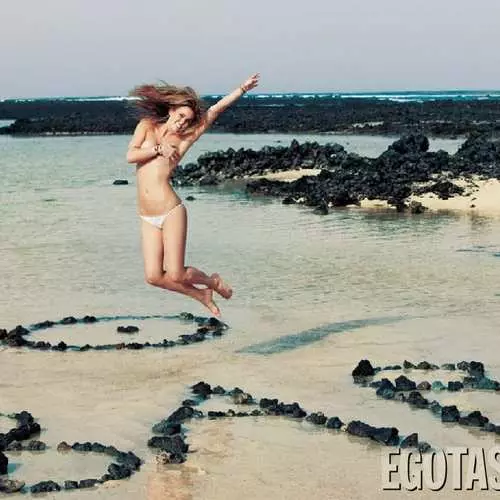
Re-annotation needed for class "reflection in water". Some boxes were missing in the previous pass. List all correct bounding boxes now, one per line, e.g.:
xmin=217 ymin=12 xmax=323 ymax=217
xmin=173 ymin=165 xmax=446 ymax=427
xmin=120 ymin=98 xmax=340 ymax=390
xmin=239 ymin=316 xmax=409 ymax=354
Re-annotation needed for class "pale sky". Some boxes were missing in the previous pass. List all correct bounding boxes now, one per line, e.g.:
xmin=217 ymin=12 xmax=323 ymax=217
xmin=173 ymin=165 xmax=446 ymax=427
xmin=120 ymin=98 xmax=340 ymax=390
xmin=2 ymin=0 xmax=500 ymax=98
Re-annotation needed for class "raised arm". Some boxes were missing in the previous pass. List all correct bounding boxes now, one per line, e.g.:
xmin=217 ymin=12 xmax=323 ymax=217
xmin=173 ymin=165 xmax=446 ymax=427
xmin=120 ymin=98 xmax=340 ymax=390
xmin=190 ymin=73 xmax=260 ymax=141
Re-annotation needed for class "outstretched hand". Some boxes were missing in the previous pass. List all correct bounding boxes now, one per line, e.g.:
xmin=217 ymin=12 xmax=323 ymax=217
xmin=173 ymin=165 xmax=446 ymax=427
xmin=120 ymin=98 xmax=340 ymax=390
xmin=240 ymin=73 xmax=260 ymax=93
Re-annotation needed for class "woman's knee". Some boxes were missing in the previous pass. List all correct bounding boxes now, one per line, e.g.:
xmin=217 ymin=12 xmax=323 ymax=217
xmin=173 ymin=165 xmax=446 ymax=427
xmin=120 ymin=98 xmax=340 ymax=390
xmin=145 ymin=270 xmax=163 ymax=287
xmin=165 ymin=268 xmax=186 ymax=284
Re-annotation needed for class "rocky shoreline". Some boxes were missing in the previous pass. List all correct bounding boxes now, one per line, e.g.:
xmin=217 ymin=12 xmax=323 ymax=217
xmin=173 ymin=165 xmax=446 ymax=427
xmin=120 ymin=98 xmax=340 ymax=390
xmin=2 ymin=96 xmax=500 ymax=137
xmin=172 ymin=132 xmax=500 ymax=213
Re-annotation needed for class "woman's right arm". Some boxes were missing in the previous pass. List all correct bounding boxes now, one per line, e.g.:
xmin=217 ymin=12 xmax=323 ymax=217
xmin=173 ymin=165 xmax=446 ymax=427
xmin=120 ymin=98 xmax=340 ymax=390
xmin=126 ymin=120 xmax=161 ymax=164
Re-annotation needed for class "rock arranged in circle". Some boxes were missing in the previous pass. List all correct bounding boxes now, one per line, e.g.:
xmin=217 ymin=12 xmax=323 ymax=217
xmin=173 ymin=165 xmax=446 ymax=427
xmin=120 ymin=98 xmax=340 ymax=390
xmin=352 ymin=359 xmax=500 ymax=434
xmin=0 ymin=411 xmax=142 ymax=495
xmin=148 ymin=380 xmax=430 ymax=465
xmin=0 ymin=313 xmax=228 ymax=352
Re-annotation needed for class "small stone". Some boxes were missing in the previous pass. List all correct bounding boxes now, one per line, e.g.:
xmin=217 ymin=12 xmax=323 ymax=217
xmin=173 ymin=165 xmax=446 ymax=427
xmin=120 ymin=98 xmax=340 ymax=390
xmin=212 ymin=385 xmax=226 ymax=395
xmin=403 ymin=360 xmax=416 ymax=369
xmin=117 ymin=325 xmax=139 ymax=334
xmin=407 ymin=391 xmax=429 ymax=409
xmin=441 ymin=405 xmax=460 ymax=423
xmin=416 ymin=361 xmax=432 ymax=370
xmin=483 ymin=422 xmax=496 ymax=433
xmin=31 ymin=481 xmax=61 ymax=493
xmin=376 ymin=379 xmax=396 ymax=400
xmin=431 ymin=381 xmax=446 ymax=391
xmin=61 ymin=316 xmax=77 ymax=325
xmin=79 ymin=479 xmax=99 ymax=489
xmin=447 ymin=381 xmax=464 ymax=392
xmin=468 ymin=361 xmax=485 ymax=377
xmin=231 ymin=392 xmax=253 ymax=405
xmin=0 ymin=479 xmax=25 ymax=493
xmin=352 ymin=360 xmax=375 ymax=378
xmin=395 ymin=375 xmax=417 ymax=391
xmin=5 ymin=441 xmax=23 ymax=451
xmin=113 ymin=179 xmax=129 ymax=185
xmin=459 ymin=411 xmax=489 ymax=427
xmin=26 ymin=440 xmax=46 ymax=451
xmin=325 ymin=417 xmax=344 ymax=429
xmin=73 ymin=442 xmax=93 ymax=452
xmin=64 ymin=481 xmax=79 ymax=490
xmin=57 ymin=441 xmax=72 ymax=452
xmin=416 ymin=381 xmax=431 ymax=391
xmin=108 ymin=463 xmax=132 ymax=480
xmin=429 ymin=401 xmax=442 ymax=415
xmin=418 ymin=442 xmax=432 ymax=453
xmin=400 ymin=433 xmax=419 ymax=448
xmin=306 ymin=412 xmax=328 ymax=425
xmin=152 ymin=421 xmax=181 ymax=436
xmin=191 ymin=381 xmax=212 ymax=397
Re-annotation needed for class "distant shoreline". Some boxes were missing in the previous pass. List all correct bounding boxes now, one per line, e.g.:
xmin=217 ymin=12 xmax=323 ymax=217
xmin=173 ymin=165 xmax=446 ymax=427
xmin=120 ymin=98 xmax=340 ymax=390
xmin=2 ymin=95 xmax=500 ymax=138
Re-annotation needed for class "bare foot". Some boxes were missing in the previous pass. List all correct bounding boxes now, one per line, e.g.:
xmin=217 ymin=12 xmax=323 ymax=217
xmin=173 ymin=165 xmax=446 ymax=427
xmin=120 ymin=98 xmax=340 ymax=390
xmin=211 ymin=273 xmax=233 ymax=299
xmin=200 ymin=288 xmax=221 ymax=317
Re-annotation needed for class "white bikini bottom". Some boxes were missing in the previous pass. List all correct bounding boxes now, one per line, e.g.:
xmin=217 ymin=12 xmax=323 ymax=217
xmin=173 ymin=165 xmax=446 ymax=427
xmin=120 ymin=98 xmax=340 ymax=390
xmin=139 ymin=203 xmax=184 ymax=230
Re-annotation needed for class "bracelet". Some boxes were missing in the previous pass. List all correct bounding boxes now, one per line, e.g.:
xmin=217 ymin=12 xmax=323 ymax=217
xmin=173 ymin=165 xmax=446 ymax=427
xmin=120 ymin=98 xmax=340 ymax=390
xmin=239 ymin=85 xmax=247 ymax=94
xmin=153 ymin=144 xmax=163 ymax=156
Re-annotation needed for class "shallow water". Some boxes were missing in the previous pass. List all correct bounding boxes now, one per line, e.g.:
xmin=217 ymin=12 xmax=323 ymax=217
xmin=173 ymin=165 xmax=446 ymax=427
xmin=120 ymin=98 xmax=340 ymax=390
xmin=1 ymin=132 xmax=499 ymax=498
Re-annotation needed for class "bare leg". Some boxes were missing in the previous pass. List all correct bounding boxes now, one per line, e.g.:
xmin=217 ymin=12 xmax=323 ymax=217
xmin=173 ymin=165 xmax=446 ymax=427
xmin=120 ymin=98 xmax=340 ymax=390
xmin=162 ymin=204 xmax=232 ymax=300
xmin=141 ymin=220 xmax=220 ymax=317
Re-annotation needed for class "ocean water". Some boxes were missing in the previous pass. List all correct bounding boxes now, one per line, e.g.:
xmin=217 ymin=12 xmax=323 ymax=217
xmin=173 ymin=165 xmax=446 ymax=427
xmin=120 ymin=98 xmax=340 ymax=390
xmin=1 ymin=132 xmax=500 ymax=499
xmin=3 ymin=89 xmax=500 ymax=103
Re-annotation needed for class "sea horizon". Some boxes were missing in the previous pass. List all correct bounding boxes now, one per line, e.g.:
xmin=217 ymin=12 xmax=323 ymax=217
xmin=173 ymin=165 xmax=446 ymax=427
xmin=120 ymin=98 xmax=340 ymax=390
xmin=3 ymin=88 xmax=500 ymax=104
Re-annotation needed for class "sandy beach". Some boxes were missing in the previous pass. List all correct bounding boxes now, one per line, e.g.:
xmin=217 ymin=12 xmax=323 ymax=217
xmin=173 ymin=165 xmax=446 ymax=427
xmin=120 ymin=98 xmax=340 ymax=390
xmin=2 ymin=133 xmax=500 ymax=499
xmin=249 ymin=169 xmax=500 ymax=215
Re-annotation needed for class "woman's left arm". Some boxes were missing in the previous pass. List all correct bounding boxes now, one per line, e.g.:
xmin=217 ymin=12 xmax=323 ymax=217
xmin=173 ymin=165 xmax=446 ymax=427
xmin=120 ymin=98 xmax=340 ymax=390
xmin=190 ymin=73 xmax=260 ymax=141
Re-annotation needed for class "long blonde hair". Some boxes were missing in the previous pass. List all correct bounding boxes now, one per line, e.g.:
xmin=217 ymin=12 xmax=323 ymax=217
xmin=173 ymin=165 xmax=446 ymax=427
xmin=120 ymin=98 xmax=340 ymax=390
xmin=129 ymin=81 xmax=206 ymax=133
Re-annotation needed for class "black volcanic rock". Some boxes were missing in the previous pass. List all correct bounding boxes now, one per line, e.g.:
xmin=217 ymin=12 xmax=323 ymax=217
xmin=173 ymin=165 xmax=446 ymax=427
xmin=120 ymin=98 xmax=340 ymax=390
xmin=352 ymin=360 xmax=375 ymax=378
xmin=0 ymin=452 xmax=7 ymax=475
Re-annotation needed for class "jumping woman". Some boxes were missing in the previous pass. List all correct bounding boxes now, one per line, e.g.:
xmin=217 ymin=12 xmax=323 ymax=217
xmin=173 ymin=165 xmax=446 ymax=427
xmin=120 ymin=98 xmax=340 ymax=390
xmin=126 ymin=73 xmax=260 ymax=317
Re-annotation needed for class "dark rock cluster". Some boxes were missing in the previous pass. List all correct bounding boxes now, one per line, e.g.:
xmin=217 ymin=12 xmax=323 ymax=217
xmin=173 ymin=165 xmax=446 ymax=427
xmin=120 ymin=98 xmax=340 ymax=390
xmin=0 ymin=411 xmax=41 ymax=453
xmin=173 ymin=133 xmax=500 ymax=212
xmin=149 ymin=379 xmax=428 ymax=467
xmin=352 ymin=359 xmax=500 ymax=435
xmin=0 ymin=313 xmax=228 ymax=352
xmin=0 ymin=410 xmax=142 ymax=495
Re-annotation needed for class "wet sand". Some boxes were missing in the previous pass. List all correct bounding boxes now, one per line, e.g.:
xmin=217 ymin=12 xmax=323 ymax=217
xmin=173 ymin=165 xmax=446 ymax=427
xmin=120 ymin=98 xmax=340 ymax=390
xmin=2 ymin=133 xmax=500 ymax=498
xmin=3 ymin=311 xmax=500 ymax=499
